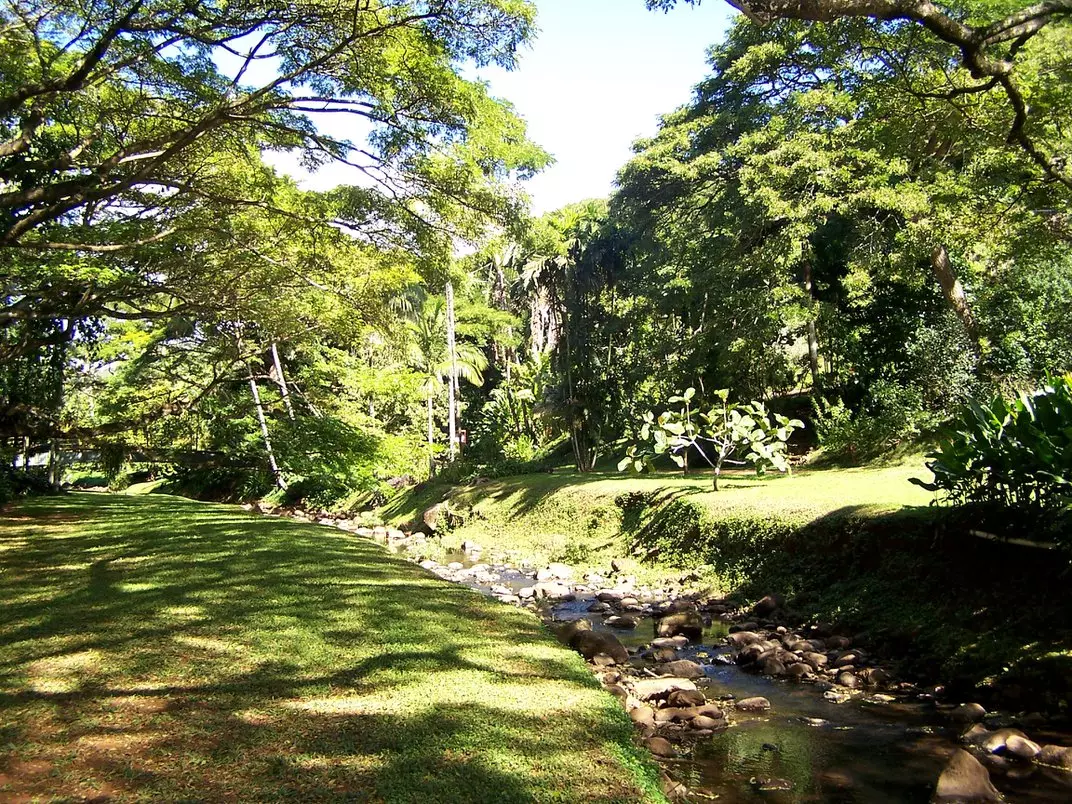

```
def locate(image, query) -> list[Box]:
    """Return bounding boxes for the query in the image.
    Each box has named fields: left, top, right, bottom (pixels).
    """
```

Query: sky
left=476, top=0, right=735, bottom=213
left=265, top=0, right=736, bottom=215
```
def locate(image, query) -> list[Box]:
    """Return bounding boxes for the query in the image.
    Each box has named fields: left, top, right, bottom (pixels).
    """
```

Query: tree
left=407, top=294, right=487, bottom=472
left=650, top=0, right=1072, bottom=188
left=1, top=0, right=549, bottom=366
left=620, top=387, right=804, bottom=490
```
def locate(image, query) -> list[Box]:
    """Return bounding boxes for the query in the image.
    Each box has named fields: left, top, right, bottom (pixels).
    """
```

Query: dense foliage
left=2, top=2, right=1070, bottom=519
left=913, top=374, right=1072, bottom=536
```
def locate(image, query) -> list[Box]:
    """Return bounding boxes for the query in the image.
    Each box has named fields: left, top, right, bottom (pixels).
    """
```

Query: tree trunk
left=427, top=390, right=435, bottom=476
left=802, top=261, right=820, bottom=387
left=270, top=341, right=295, bottom=421
left=446, top=279, right=458, bottom=460
left=245, top=358, right=286, bottom=491
left=931, top=245, right=982, bottom=352
left=48, top=438, right=60, bottom=490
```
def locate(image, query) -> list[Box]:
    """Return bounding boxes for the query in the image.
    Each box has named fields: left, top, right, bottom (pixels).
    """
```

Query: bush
left=913, top=374, right=1072, bottom=541
left=0, top=466, right=53, bottom=506
left=814, top=380, right=941, bottom=462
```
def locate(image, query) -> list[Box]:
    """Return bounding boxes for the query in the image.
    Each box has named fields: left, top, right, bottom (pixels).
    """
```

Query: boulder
left=632, top=677, right=698, bottom=702
left=556, top=619, right=592, bottom=644
left=950, top=703, right=988, bottom=725
left=691, top=715, right=725, bottom=730
left=786, top=662, right=811, bottom=680
left=837, top=671, right=860, bottom=690
left=657, top=659, right=705, bottom=679
left=826, top=635, right=852, bottom=650
left=736, top=696, right=771, bottom=713
left=726, top=631, right=765, bottom=649
left=752, top=594, right=784, bottom=617
left=1004, top=735, right=1041, bottom=760
left=629, top=706, right=655, bottom=728
left=570, top=630, right=629, bottom=665
left=605, top=615, right=638, bottom=629
left=803, top=652, right=829, bottom=671
left=666, top=689, right=706, bottom=708
left=533, top=581, right=572, bottom=599
left=657, top=611, right=704, bottom=642
left=652, top=636, right=689, bottom=649
left=934, top=749, right=1002, bottom=802
left=421, top=503, right=446, bottom=532
left=760, top=657, right=787, bottom=676
left=1037, top=744, right=1072, bottom=770
left=646, top=736, right=677, bottom=758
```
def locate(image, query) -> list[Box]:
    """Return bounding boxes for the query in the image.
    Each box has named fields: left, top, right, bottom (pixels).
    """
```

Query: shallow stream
left=389, top=543, right=1072, bottom=802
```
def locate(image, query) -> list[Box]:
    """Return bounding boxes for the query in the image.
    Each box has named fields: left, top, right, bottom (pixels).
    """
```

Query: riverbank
left=380, top=462, right=1072, bottom=715
left=0, top=493, right=664, bottom=802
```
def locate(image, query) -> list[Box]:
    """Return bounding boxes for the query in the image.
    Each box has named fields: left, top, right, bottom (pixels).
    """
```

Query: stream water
left=380, top=540, right=1072, bottom=803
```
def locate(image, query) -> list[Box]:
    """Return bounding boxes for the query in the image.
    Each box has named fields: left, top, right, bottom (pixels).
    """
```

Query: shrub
left=814, top=380, right=941, bottom=462
left=912, top=374, right=1072, bottom=540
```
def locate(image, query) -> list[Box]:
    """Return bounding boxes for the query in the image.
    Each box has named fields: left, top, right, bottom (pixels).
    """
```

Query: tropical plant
left=619, top=387, right=805, bottom=490
left=912, top=375, right=1072, bottom=524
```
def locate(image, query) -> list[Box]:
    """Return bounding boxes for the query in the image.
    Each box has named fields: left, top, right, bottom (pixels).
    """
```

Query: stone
left=605, top=615, right=638, bottom=629
left=786, top=662, right=811, bottom=680
left=736, top=696, right=771, bottom=713
left=834, top=651, right=866, bottom=668
left=654, top=707, right=688, bottom=724
left=826, top=635, right=852, bottom=650
left=950, top=703, right=988, bottom=725
left=1004, top=735, right=1041, bottom=760
left=1037, top=744, right=1072, bottom=770
left=652, top=636, right=689, bottom=649
left=837, top=671, right=860, bottom=689
left=587, top=601, right=611, bottom=613
left=629, top=706, right=655, bottom=727
left=657, top=611, right=704, bottom=641
left=447, top=561, right=464, bottom=571
left=646, top=736, right=677, bottom=758
left=418, top=559, right=439, bottom=570
left=533, top=581, right=572, bottom=599
left=980, top=728, right=1027, bottom=754
left=518, top=586, right=537, bottom=600
left=760, top=657, right=787, bottom=676
left=556, top=619, right=592, bottom=644
left=803, top=651, right=829, bottom=670
left=632, top=677, right=698, bottom=702
left=726, top=631, right=765, bottom=649
left=859, top=667, right=891, bottom=688
left=666, top=689, right=706, bottom=708
left=934, top=749, right=1002, bottom=802
left=691, top=715, right=724, bottom=730
left=570, top=631, right=629, bottom=665
left=422, top=503, right=445, bottom=532
left=752, top=594, right=783, bottom=617
left=597, top=590, right=623, bottom=602
left=657, top=659, right=705, bottom=679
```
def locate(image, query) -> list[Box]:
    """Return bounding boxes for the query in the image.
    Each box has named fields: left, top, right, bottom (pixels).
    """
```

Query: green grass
left=381, top=460, right=931, bottom=584
left=0, top=492, right=664, bottom=803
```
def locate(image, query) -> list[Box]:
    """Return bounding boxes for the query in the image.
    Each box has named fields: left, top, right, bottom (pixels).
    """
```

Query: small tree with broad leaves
left=618, top=388, right=804, bottom=491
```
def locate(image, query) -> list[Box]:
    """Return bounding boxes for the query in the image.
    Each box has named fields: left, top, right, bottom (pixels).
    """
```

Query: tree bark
left=445, top=279, right=458, bottom=460
left=931, top=245, right=982, bottom=352
left=270, top=341, right=295, bottom=421
left=803, top=261, right=820, bottom=387
left=427, top=390, right=435, bottom=476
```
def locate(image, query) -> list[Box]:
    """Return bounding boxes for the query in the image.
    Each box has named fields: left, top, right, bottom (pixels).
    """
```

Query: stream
left=347, top=524, right=1072, bottom=803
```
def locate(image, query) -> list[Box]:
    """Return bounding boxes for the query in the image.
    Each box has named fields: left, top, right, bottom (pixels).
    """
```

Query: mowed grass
left=381, top=461, right=931, bottom=578
left=0, top=493, right=663, bottom=803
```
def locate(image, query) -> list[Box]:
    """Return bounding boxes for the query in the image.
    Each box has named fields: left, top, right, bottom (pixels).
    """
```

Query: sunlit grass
left=0, top=492, right=663, bottom=802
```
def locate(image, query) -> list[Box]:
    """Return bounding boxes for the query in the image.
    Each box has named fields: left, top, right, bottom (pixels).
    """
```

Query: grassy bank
left=383, top=462, right=1072, bottom=711
left=0, top=493, right=664, bottom=802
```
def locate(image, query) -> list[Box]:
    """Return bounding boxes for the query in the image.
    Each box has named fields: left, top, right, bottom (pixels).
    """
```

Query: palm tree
left=407, top=295, right=487, bottom=473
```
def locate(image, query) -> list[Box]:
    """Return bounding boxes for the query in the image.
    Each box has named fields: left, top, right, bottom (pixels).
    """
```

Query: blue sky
left=477, top=0, right=735, bottom=212
left=265, top=1, right=736, bottom=214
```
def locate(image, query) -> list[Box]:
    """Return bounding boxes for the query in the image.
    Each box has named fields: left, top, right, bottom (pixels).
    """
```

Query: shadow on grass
left=0, top=493, right=658, bottom=803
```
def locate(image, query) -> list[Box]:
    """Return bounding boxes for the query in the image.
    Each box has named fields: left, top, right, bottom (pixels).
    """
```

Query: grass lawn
left=0, top=492, right=663, bottom=802
left=381, top=460, right=932, bottom=583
